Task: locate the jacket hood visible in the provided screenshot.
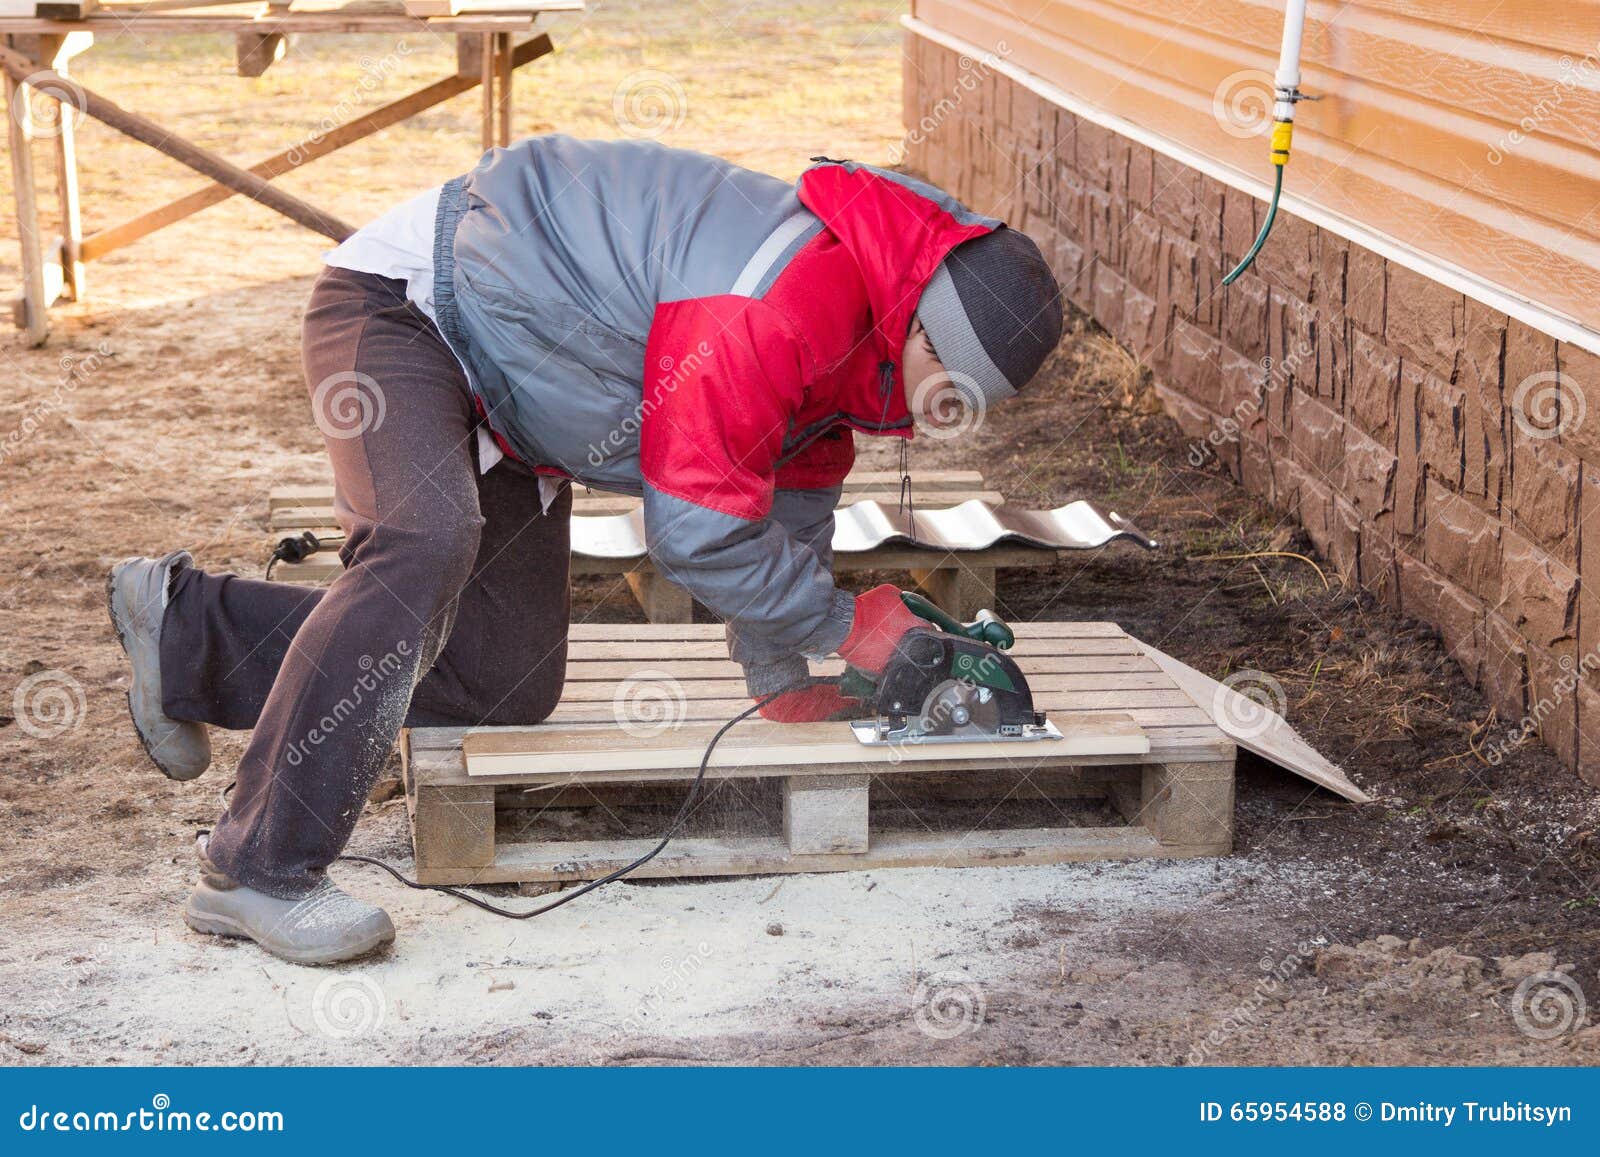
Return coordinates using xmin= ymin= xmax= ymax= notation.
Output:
xmin=797 ymin=161 xmax=999 ymax=434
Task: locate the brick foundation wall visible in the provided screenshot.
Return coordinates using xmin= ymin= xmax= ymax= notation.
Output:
xmin=904 ymin=31 xmax=1600 ymax=785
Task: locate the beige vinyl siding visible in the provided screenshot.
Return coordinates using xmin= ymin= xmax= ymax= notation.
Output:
xmin=913 ymin=0 xmax=1600 ymax=331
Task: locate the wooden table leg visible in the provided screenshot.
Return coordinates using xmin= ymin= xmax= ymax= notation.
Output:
xmin=624 ymin=569 xmax=694 ymax=624
xmin=908 ymin=563 xmax=996 ymax=619
xmin=45 ymin=39 xmax=83 ymax=302
xmin=4 ymin=55 xmax=48 ymax=345
xmin=494 ymin=31 xmax=513 ymax=147
xmin=479 ymin=31 xmax=494 ymax=153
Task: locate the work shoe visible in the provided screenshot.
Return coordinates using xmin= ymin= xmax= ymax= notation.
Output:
xmin=185 ymin=840 xmax=395 ymax=966
xmin=106 ymin=550 xmax=211 ymax=781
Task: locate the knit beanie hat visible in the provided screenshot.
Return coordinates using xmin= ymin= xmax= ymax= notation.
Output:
xmin=914 ymin=227 xmax=1064 ymax=408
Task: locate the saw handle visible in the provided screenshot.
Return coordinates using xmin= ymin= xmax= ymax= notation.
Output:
xmin=898 ymin=591 xmax=1015 ymax=650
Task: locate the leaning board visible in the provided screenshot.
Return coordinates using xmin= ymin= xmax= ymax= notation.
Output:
xmin=400 ymin=621 xmax=1237 ymax=884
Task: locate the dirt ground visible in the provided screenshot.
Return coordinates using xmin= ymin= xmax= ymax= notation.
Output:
xmin=2 ymin=2 xmax=1598 ymax=1066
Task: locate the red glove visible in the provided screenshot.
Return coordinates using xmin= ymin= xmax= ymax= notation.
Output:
xmin=837 ymin=584 xmax=924 ymax=676
xmin=758 ymin=684 xmax=862 ymax=723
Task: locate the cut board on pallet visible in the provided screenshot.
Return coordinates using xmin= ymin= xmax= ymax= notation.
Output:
xmin=400 ymin=621 xmax=1237 ymax=884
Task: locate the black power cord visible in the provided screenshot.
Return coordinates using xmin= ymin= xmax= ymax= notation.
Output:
xmin=334 ymin=693 xmax=782 ymax=919
xmin=209 ymin=683 xmax=848 ymax=920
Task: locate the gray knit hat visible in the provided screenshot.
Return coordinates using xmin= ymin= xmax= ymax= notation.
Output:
xmin=915 ymin=228 xmax=1064 ymax=408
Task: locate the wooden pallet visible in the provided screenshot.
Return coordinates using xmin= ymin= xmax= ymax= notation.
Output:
xmin=265 ymin=470 xmax=1057 ymax=620
xmin=399 ymin=622 xmax=1236 ymax=885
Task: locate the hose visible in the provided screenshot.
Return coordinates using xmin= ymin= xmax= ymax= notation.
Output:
xmin=1219 ymin=0 xmax=1309 ymax=286
xmin=1222 ymin=165 xmax=1283 ymax=286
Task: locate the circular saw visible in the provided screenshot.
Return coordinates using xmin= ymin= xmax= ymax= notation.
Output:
xmin=846 ymin=592 xmax=1062 ymax=747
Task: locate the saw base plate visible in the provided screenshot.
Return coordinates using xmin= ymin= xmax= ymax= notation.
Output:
xmin=850 ymin=717 xmax=1065 ymax=747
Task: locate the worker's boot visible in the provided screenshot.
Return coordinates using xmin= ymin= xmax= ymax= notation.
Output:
xmin=106 ymin=550 xmax=211 ymax=781
xmin=184 ymin=839 xmax=395 ymax=966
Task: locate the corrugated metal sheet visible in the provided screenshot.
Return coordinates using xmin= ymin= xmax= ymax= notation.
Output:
xmin=911 ymin=0 xmax=1600 ymax=331
xmin=571 ymin=498 xmax=1156 ymax=560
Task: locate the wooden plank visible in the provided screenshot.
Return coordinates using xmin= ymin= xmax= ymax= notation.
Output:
xmin=556 ymin=671 xmax=1178 ymax=701
xmin=266 ymin=544 xmax=1060 ymax=586
xmin=571 ymin=544 xmax=1060 ymax=575
xmin=909 ymin=3 xmax=1600 ymax=332
xmin=0 ymin=12 xmax=548 ymax=32
xmin=407 ymin=728 xmax=1232 ymax=792
xmin=558 ymin=683 xmax=1193 ymax=710
xmin=477 ymin=30 xmax=491 ymax=152
xmin=412 ymin=824 xmax=1201 ymax=885
xmin=539 ymin=636 xmax=1146 ymax=661
xmin=839 ymin=469 xmax=982 ymax=492
xmin=268 ymin=484 xmax=331 ymax=510
xmin=33 ymin=1 xmax=96 ymax=17
xmin=463 ymin=713 xmax=1150 ymax=778
xmin=4 ymin=60 xmax=48 ymax=344
xmin=408 ymin=720 xmax=1230 ymax=761
xmin=411 ymin=782 xmax=496 ymax=870
xmin=557 ymin=655 xmax=1163 ymax=681
xmin=1115 ymin=761 xmax=1235 ymax=852
xmin=38 ymin=32 xmax=82 ymax=300
xmin=1133 ymin=641 xmax=1371 ymax=804
xmin=538 ymin=700 xmax=1214 ymax=731
xmin=563 ymin=620 xmax=1129 ymax=642
xmin=493 ymin=28 xmax=511 ymax=147
xmin=403 ymin=0 xmax=557 ymax=14
xmin=269 ymin=509 xmax=339 ymax=530
xmin=269 ymin=472 xmax=992 ymax=510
